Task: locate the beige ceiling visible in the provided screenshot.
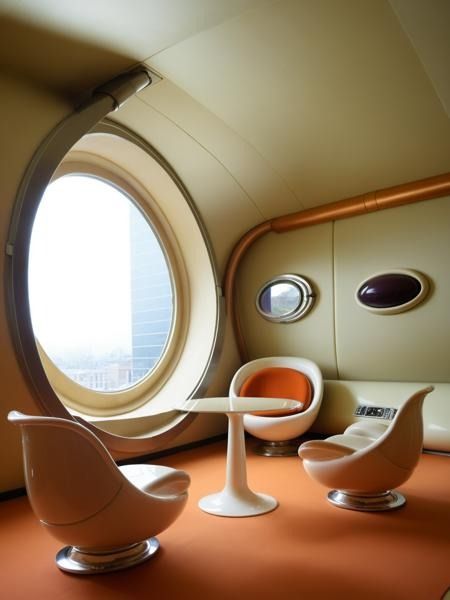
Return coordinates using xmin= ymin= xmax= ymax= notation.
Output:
xmin=0 ymin=0 xmax=266 ymax=59
xmin=0 ymin=0 xmax=267 ymax=96
xmin=389 ymin=0 xmax=450 ymax=118
xmin=1 ymin=0 xmax=449 ymax=218
xmin=146 ymin=0 xmax=450 ymax=208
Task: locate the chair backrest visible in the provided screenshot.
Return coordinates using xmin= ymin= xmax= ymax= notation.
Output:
xmin=8 ymin=411 xmax=123 ymax=526
xmin=230 ymin=356 xmax=323 ymax=416
xmin=369 ymin=386 xmax=433 ymax=470
xmin=239 ymin=367 xmax=312 ymax=415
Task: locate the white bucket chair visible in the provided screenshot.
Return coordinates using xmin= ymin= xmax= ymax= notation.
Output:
xmin=298 ymin=386 xmax=433 ymax=511
xmin=8 ymin=411 xmax=190 ymax=574
xmin=229 ymin=356 xmax=323 ymax=456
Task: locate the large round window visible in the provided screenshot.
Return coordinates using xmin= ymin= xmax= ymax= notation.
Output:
xmin=25 ymin=155 xmax=190 ymax=418
xmin=11 ymin=125 xmax=221 ymax=429
xmin=29 ymin=174 xmax=173 ymax=394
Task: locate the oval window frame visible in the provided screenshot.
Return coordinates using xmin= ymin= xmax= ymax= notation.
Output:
xmin=31 ymin=158 xmax=187 ymax=417
xmin=255 ymin=274 xmax=315 ymax=323
xmin=355 ymin=268 xmax=429 ymax=315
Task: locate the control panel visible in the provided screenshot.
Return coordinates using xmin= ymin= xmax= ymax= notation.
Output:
xmin=354 ymin=405 xmax=397 ymax=420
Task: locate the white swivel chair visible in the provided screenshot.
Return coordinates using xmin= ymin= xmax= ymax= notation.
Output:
xmin=229 ymin=356 xmax=323 ymax=456
xmin=8 ymin=411 xmax=190 ymax=574
xmin=298 ymin=386 xmax=433 ymax=511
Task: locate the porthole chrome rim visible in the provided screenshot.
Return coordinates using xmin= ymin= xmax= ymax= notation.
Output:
xmin=255 ymin=274 xmax=315 ymax=323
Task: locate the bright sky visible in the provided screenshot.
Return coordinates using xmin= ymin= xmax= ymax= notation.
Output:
xmin=28 ymin=175 xmax=133 ymax=360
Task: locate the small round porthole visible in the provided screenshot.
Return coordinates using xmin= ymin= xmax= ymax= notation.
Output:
xmin=256 ymin=274 xmax=315 ymax=323
xmin=355 ymin=269 xmax=429 ymax=315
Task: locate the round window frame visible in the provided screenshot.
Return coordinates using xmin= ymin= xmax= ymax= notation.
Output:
xmin=6 ymin=80 xmax=223 ymax=453
xmin=32 ymin=158 xmax=187 ymax=417
xmin=255 ymin=274 xmax=315 ymax=323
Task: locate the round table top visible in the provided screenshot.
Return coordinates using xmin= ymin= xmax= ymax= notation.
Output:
xmin=176 ymin=396 xmax=302 ymax=414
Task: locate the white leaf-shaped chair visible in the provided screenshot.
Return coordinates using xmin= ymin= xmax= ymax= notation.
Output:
xmin=8 ymin=411 xmax=190 ymax=574
xmin=229 ymin=356 xmax=323 ymax=456
xmin=298 ymin=386 xmax=433 ymax=511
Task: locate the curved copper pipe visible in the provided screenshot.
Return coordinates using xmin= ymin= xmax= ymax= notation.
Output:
xmin=271 ymin=173 xmax=450 ymax=232
xmin=224 ymin=172 xmax=450 ymax=362
xmin=223 ymin=221 xmax=272 ymax=360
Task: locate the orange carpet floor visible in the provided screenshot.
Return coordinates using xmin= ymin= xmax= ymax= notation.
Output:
xmin=1 ymin=438 xmax=449 ymax=600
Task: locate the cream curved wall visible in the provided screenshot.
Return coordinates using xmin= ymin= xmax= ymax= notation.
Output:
xmin=237 ymin=196 xmax=450 ymax=382
xmin=237 ymin=223 xmax=337 ymax=379
xmin=335 ymin=196 xmax=450 ymax=382
xmin=0 ymin=74 xmax=72 ymax=491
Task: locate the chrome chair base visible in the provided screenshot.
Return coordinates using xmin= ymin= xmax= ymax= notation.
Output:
xmin=254 ymin=439 xmax=300 ymax=457
xmin=56 ymin=538 xmax=160 ymax=574
xmin=327 ymin=489 xmax=406 ymax=512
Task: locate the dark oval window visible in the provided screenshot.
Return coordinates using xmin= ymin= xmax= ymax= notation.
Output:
xmin=356 ymin=270 xmax=428 ymax=314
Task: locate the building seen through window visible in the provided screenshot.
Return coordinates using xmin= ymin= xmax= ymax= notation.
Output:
xmin=129 ymin=207 xmax=173 ymax=384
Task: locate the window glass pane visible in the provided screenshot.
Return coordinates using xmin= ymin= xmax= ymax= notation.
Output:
xmin=259 ymin=282 xmax=302 ymax=317
xmin=28 ymin=174 xmax=173 ymax=392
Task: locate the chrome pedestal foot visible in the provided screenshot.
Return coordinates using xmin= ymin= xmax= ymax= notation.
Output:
xmin=56 ymin=538 xmax=160 ymax=574
xmin=327 ymin=489 xmax=406 ymax=512
xmin=254 ymin=439 xmax=300 ymax=457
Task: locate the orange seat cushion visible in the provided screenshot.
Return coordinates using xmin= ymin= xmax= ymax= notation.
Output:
xmin=239 ymin=367 xmax=312 ymax=417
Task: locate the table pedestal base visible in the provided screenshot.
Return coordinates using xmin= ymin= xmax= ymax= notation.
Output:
xmin=196 ymin=411 xmax=281 ymax=517
xmin=199 ymin=490 xmax=278 ymax=517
